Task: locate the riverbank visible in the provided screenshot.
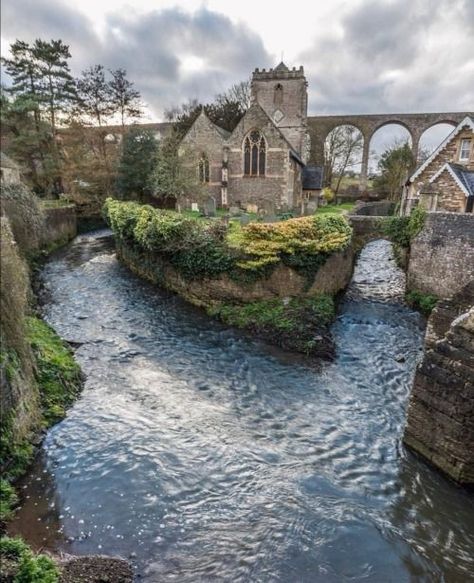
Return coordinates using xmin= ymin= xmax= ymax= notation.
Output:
xmin=8 ymin=233 xmax=473 ymax=581
xmin=106 ymin=199 xmax=354 ymax=357
xmin=0 ymin=184 xmax=132 ymax=581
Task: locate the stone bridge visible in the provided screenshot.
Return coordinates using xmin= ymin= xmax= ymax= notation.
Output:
xmin=307 ymin=112 xmax=473 ymax=191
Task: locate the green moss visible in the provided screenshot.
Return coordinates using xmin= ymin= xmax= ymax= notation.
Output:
xmin=25 ymin=317 xmax=82 ymax=427
xmin=406 ymin=290 xmax=438 ymax=316
xmin=0 ymin=536 xmax=59 ymax=582
xmin=210 ymin=295 xmax=335 ymax=355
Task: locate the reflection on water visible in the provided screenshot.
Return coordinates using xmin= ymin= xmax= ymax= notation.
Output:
xmin=10 ymin=233 xmax=474 ymax=582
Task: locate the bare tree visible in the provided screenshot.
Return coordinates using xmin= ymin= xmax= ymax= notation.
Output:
xmin=324 ymin=125 xmax=363 ymax=193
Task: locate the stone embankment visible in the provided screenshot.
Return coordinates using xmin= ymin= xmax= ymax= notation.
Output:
xmin=407 ymin=212 xmax=474 ymax=299
xmin=117 ymin=241 xmax=354 ymax=308
xmin=404 ymin=281 xmax=474 ymax=485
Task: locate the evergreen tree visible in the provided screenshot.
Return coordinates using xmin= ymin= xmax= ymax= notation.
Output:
xmin=116 ymin=127 xmax=158 ymax=200
xmin=109 ymin=68 xmax=142 ymax=129
xmin=32 ymin=39 xmax=77 ymax=136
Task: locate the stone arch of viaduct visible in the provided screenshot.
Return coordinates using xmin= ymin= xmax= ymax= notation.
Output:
xmin=307 ymin=112 xmax=473 ymax=192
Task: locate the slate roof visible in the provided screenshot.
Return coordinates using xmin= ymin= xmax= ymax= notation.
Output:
xmin=430 ymin=162 xmax=474 ymax=197
xmin=449 ymin=164 xmax=474 ymax=196
xmin=302 ymin=165 xmax=324 ymax=190
xmin=274 ymin=61 xmax=290 ymax=73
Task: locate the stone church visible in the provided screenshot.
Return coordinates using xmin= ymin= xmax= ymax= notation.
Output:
xmin=179 ymin=62 xmax=323 ymax=212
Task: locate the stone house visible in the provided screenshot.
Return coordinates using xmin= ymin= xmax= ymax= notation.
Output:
xmin=402 ymin=116 xmax=474 ymax=214
xmin=179 ymin=62 xmax=323 ymax=213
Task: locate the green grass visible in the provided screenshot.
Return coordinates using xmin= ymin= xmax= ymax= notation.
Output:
xmin=315 ymin=202 xmax=355 ymax=215
xmin=0 ymin=536 xmax=59 ymax=582
xmin=210 ymin=295 xmax=335 ymax=355
xmin=26 ymin=317 xmax=82 ymax=427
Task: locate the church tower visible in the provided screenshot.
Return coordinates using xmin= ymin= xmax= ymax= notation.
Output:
xmin=250 ymin=62 xmax=308 ymax=157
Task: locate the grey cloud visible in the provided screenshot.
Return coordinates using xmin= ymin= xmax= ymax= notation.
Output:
xmin=300 ymin=0 xmax=474 ymax=115
xmin=1 ymin=0 xmax=272 ymax=118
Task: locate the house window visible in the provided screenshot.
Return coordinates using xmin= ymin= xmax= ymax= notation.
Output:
xmin=459 ymin=138 xmax=471 ymax=161
xmin=274 ymin=83 xmax=283 ymax=105
xmin=198 ymin=154 xmax=210 ymax=183
xmin=243 ymin=130 xmax=266 ymax=176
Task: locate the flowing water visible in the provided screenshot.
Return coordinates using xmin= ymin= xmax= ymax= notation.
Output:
xmin=10 ymin=233 xmax=474 ymax=582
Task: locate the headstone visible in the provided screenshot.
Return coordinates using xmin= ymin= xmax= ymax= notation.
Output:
xmin=229 ymin=206 xmax=242 ymax=217
xmin=191 ymin=202 xmax=199 ymax=212
xmin=246 ymin=203 xmax=258 ymax=214
xmin=204 ymin=196 xmax=216 ymax=217
xmin=306 ymin=200 xmax=318 ymax=214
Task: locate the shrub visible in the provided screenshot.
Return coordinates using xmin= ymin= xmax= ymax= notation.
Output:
xmin=104 ymin=199 xmax=353 ymax=282
xmin=0 ymin=536 xmax=59 ymax=582
xmin=383 ymin=207 xmax=426 ymax=248
xmin=322 ymin=187 xmax=335 ymax=202
xmin=236 ymin=214 xmax=352 ymax=272
xmin=406 ymin=290 xmax=438 ymax=316
xmin=0 ymin=479 xmax=18 ymax=522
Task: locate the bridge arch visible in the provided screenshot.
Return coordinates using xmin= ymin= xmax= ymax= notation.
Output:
xmin=418 ymin=122 xmax=457 ymax=160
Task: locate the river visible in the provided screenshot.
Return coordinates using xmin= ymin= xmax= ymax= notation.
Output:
xmin=10 ymin=232 xmax=474 ymax=582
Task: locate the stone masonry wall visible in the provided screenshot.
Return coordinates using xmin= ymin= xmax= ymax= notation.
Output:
xmin=428 ymin=169 xmax=467 ymax=213
xmin=116 ymin=241 xmax=355 ymax=308
xmin=403 ymin=282 xmax=474 ymax=484
xmin=42 ymin=205 xmax=77 ymax=248
xmin=407 ymin=212 xmax=474 ymax=299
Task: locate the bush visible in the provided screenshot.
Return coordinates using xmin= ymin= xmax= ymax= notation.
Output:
xmin=104 ymin=199 xmax=353 ymax=282
xmin=0 ymin=536 xmax=59 ymax=582
xmin=406 ymin=290 xmax=438 ymax=316
xmin=383 ymin=207 xmax=426 ymax=248
xmin=0 ymin=479 xmax=19 ymax=522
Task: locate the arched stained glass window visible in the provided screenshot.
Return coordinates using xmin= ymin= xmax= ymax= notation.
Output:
xmin=198 ymin=154 xmax=210 ymax=183
xmin=243 ymin=131 xmax=266 ymax=176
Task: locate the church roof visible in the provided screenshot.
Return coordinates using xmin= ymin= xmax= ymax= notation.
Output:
xmin=302 ymin=165 xmax=324 ymax=190
xmin=430 ymin=162 xmax=474 ymax=197
xmin=274 ymin=61 xmax=289 ymax=73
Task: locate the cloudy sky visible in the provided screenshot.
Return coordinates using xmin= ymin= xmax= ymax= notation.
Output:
xmin=2 ymin=0 xmax=473 ymax=154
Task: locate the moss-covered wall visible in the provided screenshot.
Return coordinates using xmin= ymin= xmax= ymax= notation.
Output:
xmin=117 ymin=240 xmax=354 ymax=308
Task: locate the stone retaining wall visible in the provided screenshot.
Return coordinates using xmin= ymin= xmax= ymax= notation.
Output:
xmin=403 ymin=282 xmax=474 ymax=484
xmin=407 ymin=212 xmax=474 ymax=299
xmin=116 ymin=241 xmax=355 ymax=308
xmin=42 ymin=205 xmax=77 ymax=248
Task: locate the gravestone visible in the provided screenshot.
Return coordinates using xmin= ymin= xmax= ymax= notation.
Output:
xmin=229 ymin=206 xmax=242 ymax=217
xmin=191 ymin=202 xmax=199 ymax=212
xmin=204 ymin=196 xmax=216 ymax=217
xmin=246 ymin=203 xmax=258 ymax=214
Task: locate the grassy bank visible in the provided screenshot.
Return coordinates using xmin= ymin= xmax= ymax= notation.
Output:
xmin=0 ymin=317 xmax=82 ymax=526
xmin=210 ymin=295 xmax=336 ymax=357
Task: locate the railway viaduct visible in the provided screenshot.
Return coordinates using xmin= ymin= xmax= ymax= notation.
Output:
xmin=307 ymin=112 xmax=473 ymax=191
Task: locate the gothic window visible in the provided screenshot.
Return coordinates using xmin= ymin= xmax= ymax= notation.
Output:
xmin=243 ymin=130 xmax=266 ymax=176
xmin=274 ymin=83 xmax=283 ymax=105
xmin=198 ymin=154 xmax=210 ymax=183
